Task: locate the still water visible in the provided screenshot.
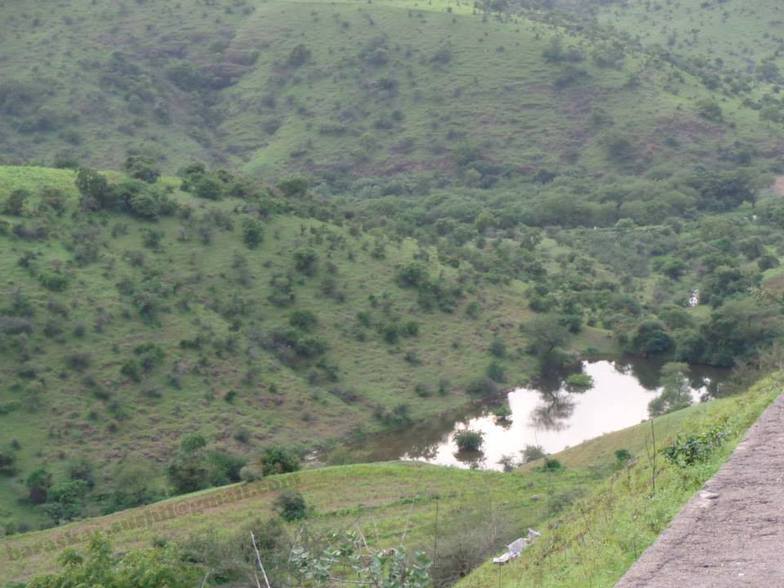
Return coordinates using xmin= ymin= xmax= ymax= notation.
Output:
xmin=363 ymin=359 xmax=727 ymax=471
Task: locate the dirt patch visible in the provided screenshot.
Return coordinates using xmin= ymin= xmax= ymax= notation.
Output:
xmin=773 ymin=176 xmax=784 ymax=196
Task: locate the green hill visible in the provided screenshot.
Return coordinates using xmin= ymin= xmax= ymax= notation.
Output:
xmin=0 ymin=164 xmax=552 ymax=531
xmin=3 ymin=1 xmax=784 ymax=585
xmin=2 ymin=0 xmax=781 ymax=182
xmin=0 ymin=374 xmax=777 ymax=586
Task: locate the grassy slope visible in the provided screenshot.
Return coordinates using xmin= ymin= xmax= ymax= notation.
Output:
xmin=596 ymin=0 xmax=784 ymax=77
xmin=0 ymin=375 xmax=778 ymax=584
xmin=458 ymin=373 xmax=782 ymax=588
xmin=1 ymin=0 xmax=779 ymax=177
xmin=0 ymin=164 xmax=563 ymax=529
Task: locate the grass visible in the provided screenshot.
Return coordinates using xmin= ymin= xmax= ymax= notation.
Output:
xmin=0 ymin=164 xmax=550 ymax=530
xmin=0 ymin=374 xmax=778 ymax=585
xmin=0 ymin=0 xmax=779 ymax=182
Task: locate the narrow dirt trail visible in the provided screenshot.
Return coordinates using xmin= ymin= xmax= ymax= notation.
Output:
xmin=617 ymin=394 xmax=784 ymax=587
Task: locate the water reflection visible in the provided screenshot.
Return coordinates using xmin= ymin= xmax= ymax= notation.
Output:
xmin=362 ymin=358 xmax=728 ymax=471
xmin=529 ymin=391 xmax=575 ymax=432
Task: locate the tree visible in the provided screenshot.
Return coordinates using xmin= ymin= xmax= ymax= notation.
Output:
xmin=261 ymin=446 xmax=301 ymax=476
xmin=26 ymin=468 xmax=53 ymax=504
xmin=701 ymin=299 xmax=782 ymax=366
xmin=43 ymin=479 xmax=89 ymax=524
xmin=124 ymin=154 xmax=160 ymax=183
xmin=167 ymin=434 xmax=210 ymax=494
xmin=629 ymin=320 xmax=673 ymax=356
xmin=75 ymin=168 xmax=115 ymax=210
xmin=106 ymin=460 xmax=161 ymax=513
xmin=242 ymin=217 xmax=264 ymax=248
xmin=525 ymin=315 xmax=568 ymax=357
xmin=192 ymin=174 xmax=223 ymax=200
xmin=649 ymin=362 xmax=692 ymax=417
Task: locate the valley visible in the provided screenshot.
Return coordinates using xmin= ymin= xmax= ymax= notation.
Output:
xmin=1 ymin=0 xmax=784 ymax=586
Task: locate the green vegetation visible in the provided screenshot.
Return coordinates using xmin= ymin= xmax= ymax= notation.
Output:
xmin=2 ymin=0 xmax=784 ymax=584
xmin=1 ymin=376 xmax=777 ymax=586
xmin=0 ymin=165 xmax=542 ymax=533
xmin=458 ymin=374 xmax=781 ymax=587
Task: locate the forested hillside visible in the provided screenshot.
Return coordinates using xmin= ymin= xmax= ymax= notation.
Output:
xmin=2 ymin=0 xmax=784 ymax=586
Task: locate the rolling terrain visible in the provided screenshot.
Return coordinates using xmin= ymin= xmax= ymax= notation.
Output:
xmin=2 ymin=0 xmax=784 ymax=586
xmin=0 ymin=373 xmax=778 ymax=586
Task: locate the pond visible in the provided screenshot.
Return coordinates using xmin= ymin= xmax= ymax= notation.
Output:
xmin=360 ymin=358 xmax=728 ymax=471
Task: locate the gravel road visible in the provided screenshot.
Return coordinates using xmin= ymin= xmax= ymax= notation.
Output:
xmin=617 ymin=394 xmax=784 ymax=587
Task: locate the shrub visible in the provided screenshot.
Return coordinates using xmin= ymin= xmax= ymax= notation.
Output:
xmin=277 ymin=177 xmax=308 ymax=197
xmin=242 ymin=217 xmax=264 ymax=248
xmin=261 ymin=446 xmax=301 ymax=476
xmin=485 ymin=361 xmax=506 ymax=383
xmin=275 ymin=490 xmax=306 ymax=521
xmin=489 ymin=338 xmax=506 ymax=358
xmin=3 ymin=189 xmax=29 ymax=216
xmin=26 ymin=468 xmax=53 ymax=504
xmin=43 ymin=479 xmax=89 ymax=523
xmin=522 ymin=445 xmax=545 ymax=463
xmin=541 ymin=458 xmax=563 ymax=472
xmin=466 ymin=377 xmax=499 ymax=397
xmin=0 ymin=450 xmax=16 ymax=475
xmin=124 ymin=154 xmax=160 ymax=183
xmin=614 ymin=448 xmax=633 ymax=467
xmin=289 ymin=309 xmax=318 ymax=331
xmin=286 ymin=45 xmax=311 ymax=68
xmin=293 ymin=249 xmax=318 ymax=275
xmin=65 ymin=352 xmax=92 ymax=372
xmin=663 ymin=422 xmax=729 ymax=467
xmin=454 ymin=429 xmax=484 ymax=452
xmin=75 ymin=168 xmax=115 ymax=210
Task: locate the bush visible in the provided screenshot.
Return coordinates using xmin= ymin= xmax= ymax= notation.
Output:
xmin=0 ymin=450 xmax=16 ymax=475
xmin=26 ymin=468 xmax=53 ymax=504
xmin=286 ymin=45 xmax=311 ymax=68
xmin=242 ymin=217 xmax=264 ymax=248
xmin=489 ymin=338 xmax=506 ymax=358
xmin=289 ymin=309 xmax=318 ymax=331
xmin=614 ymin=448 xmax=633 ymax=467
xmin=275 ymin=490 xmax=307 ymax=521
xmin=3 ymin=189 xmax=29 ymax=216
xmin=261 ymin=446 xmax=301 ymax=476
xmin=124 ymin=154 xmax=160 ymax=183
xmin=293 ymin=249 xmax=318 ymax=275
xmin=75 ymin=168 xmax=115 ymax=210
xmin=663 ymin=422 xmax=729 ymax=467
xmin=522 ymin=445 xmax=545 ymax=463
xmin=277 ymin=177 xmax=308 ymax=198
xmin=485 ymin=361 xmax=506 ymax=383
xmin=65 ymin=352 xmax=92 ymax=372
xmin=454 ymin=429 xmax=484 ymax=452
xmin=43 ymin=479 xmax=89 ymax=523
xmin=466 ymin=377 xmax=499 ymax=397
